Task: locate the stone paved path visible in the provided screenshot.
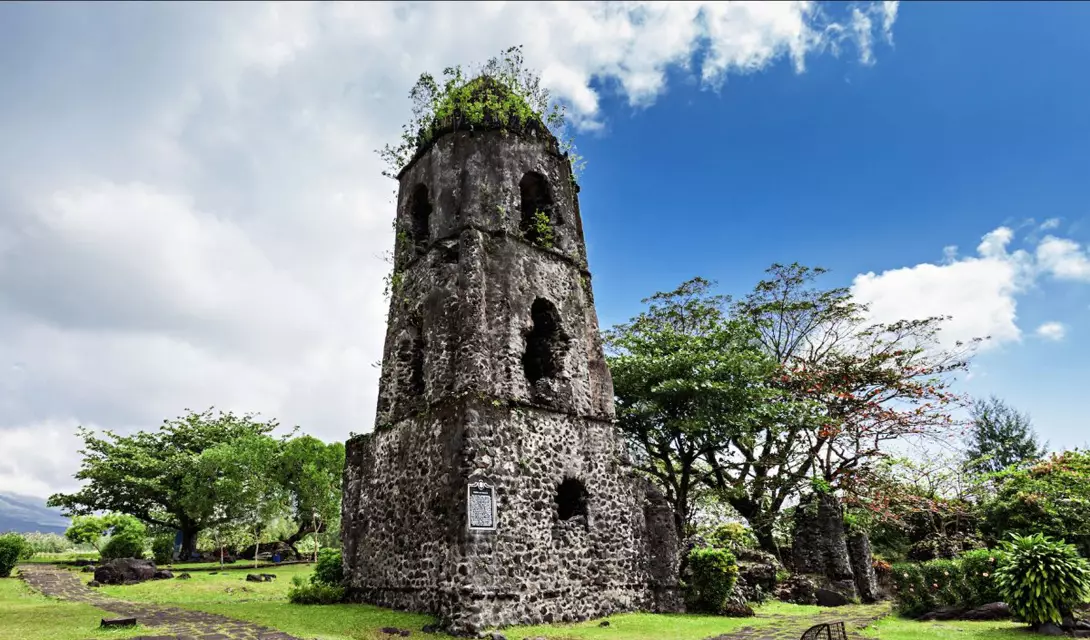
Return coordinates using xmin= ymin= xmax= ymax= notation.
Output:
xmin=18 ymin=564 xmax=303 ymax=640
xmin=704 ymin=604 xmax=891 ymax=640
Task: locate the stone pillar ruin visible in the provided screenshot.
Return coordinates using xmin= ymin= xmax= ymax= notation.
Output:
xmin=340 ymin=77 xmax=681 ymax=635
xmin=791 ymin=492 xmax=858 ymax=599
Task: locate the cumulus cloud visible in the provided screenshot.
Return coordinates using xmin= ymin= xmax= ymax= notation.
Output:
xmin=852 ymin=225 xmax=1087 ymax=352
xmin=1035 ymin=322 xmax=1066 ymax=341
xmin=0 ymin=1 xmax=897 ymax=498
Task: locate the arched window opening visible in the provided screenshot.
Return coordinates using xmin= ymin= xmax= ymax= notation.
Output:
xmin=522 ymin=298 xmax=567 ymax=384
xmin=519 ymin=172 xmax=554 ymax=245
xmin=556 ymin=477 xmax=588 ymax=521
xmin=409 ymin=184 xmax=432 ymax=254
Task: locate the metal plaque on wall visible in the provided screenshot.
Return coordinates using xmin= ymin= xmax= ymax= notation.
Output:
xmin=467 ymin=481 xmax=497 ymax=531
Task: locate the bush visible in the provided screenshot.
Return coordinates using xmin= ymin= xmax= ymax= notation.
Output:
xmin=312 ymin=548 xmax=343 ymax=586
xmin=151 ymin=535 xmax=175 ymax=565
xmin=686 ymin=547 xmax=739 ymax=614
xmin=99 ymin=515 xmax=147 ymax=561
xmin=706 ymin=523 xmax=757 ymax=553
xmin=0 ymin=533 xmax=30 ymax=577
xmin=100 ymin=535 xmax=144 ymax=561
xmin=995 ymin=533 xmax=1090 ymax=626
xmin=891 ymin=562 xmax=933 ymax=617
xmin=959 ymin=548 xmax=1003 ymax=605
xmin=907 ymin=533 xmax=985 ymax=562
xmin=288 ymin=574 xmax=346 ymax=604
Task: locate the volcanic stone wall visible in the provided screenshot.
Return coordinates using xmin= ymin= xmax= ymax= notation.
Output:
xmin=342 ymin=118 xmax=680 ymax=634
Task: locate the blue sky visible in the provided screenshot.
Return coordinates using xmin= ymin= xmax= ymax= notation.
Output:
xmin=580 ymin=2 xmax=1090 ymax=451
xmin=1 ymin=1 xmax=1087 ymax=497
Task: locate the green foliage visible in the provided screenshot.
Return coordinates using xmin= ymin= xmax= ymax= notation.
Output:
xmin=19 ymin=532 xmax=74 ymax=555
xmin=151 ymin=534 xmax=174 ymax=564
xmin=274 ymin=437 xmax=345 ymax=552
xmin=378 ymin=45 xmax=581 ymax=181
xmin=685 ymin=547 xmax=740 ymax=614
xmin=65 ymin=515 xmax=110 ymax=551
xmin=907 ymin=533 xmax=985 ymax=562
xmin=978 ymin=449 xmax=1090 ymax=557
xmin=891 ymin=562 xmax=932 ymax=617
xmin=963 ymin=395 xmax=1045 ymax=474
xmin=959 ymin=549 xmax=1003 ymax=606
xmin=604 ymin=276 xmax=817 ymax=539
xmin=892 ymin=552 xmax=1007 ymax=616
xmin=994 ymin=533 xmax=1090 ymax=626
xmin=287 ymin=574 xmax=346 ymax=605
xmin=312 ymin=548 xmax=343 ymax=587
xmin=48 ymin=408 xmax=281 ymax=557
xmin=528 ymin=210 xmax=554 ymax=248
xmin=98 ymin=514 xmax=147 ymax=561
xmin=706 ymin=523 xmax=757 ymax=553
xmin=0 ymin=533 xmax=30 ymax=577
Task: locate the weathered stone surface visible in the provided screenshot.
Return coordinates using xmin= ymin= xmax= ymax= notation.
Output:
xmin=919 ymin=602 xmax=1010 ymax=621
xmin=774 ymin=574 xmax=818 ymax=605
xmin=153 ymin=570 xmax=173 ymax=580
xmin=814 ymin=588 xmax=850 ymax=607
xmin=1039 ymin=622 xmax=1065 ymax=636
xmin=791 ymin=492 xmax=858 ymax=600
xmin=94 ymin=558 xmax=157 ymax=585
xmin=846 ymin=530 xmax=879 ymax=603
xmin=342 ymin=105 xmax=679 ymax=635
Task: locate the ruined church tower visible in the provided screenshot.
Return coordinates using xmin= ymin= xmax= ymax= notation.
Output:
xmin=341 ymin=78 xmax=680 ymax=634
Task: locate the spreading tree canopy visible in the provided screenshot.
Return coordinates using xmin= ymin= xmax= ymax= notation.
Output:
xmin=47 ymin=408 xmax=280 ymax=558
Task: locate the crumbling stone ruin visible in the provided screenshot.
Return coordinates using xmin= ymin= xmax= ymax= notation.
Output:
xmin=791 ymin=491 xmax=879 ymax=604
xmin=341 ymin=77 xmax=681 ymax=635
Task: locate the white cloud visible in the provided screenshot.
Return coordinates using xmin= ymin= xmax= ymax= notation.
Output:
xmin=0 ymin=1 xmax=897 ymax=498
xmin=1036 ymin=235 xmax=1090 ymax=281
xmin=852 ymin=225 xmax=1089 ymax=353
xmin=1036 ymin=321 xmax=1067 ymax=341
xmin=1041 ymin=217 xmax=1061 ymax=230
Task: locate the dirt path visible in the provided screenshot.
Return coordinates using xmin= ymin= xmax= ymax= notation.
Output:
xmin=18 ymin=564 xmax=302 ymax=640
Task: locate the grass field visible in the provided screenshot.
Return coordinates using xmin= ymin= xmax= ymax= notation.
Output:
xmin=1 ymin=564 xmax=1039 ymax=640
xmin=0 ymin=573 xmax=147 ymax=640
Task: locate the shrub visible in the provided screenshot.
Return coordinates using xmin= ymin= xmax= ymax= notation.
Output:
xmin=100 ymin=535 xmax=144 ymax=561
xmin=891 ymin=562 xmax=934 ymax=617
xmin=707 ymin=523 xmax=757 ymax=553
xmin=959 ymin=548 xmax=1003 ymax=605
xmin=994 ymin=533 xmax=1090 ymax=626
xmin=686 ymin=547 xmax=739 ymax=614
xmin=288 ymin=574 xmax=346 ymax=604
xmin=151 ymin=535 xmax=175 ymax=565
xmin=312 ymin=548 xmax=343 ymax=587
xmin=0 ymin=533 xmax=30 ymax=577
xmin=920 ymin=558 xmax=962 ymax=607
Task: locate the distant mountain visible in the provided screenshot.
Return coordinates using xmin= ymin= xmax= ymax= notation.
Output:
xmin=0 ymin=492 xmax=69 ymax=534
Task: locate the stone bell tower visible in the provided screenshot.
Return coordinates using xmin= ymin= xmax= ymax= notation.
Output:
xmin=341 ymin=77 xmax=680 ymax=634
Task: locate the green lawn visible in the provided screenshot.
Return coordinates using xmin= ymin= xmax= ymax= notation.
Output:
xmin=861 ymin=616 xmax=1029 ymax=640
xmin=0 ymin=573 xmax=147 ymax=640
xmin=45 ymin=565 xmax=1036 ymax=640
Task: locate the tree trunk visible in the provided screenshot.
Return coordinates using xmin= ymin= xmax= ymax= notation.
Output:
xmin=180 ymin=528 xmax=199 ymax=561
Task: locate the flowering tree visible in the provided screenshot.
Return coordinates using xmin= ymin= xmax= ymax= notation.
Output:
xmin=707 ymin=263 xmax=983 ymax=550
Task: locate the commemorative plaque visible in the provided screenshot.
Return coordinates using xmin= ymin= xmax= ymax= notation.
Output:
xmin=467 ymin=481 xmax=496 ymax=531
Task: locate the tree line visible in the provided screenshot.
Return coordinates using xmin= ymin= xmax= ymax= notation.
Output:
xmin=47 ymin=408 xmax=344 ymax=561
xmin=605 ymin=262 xmax=1077 ymax=559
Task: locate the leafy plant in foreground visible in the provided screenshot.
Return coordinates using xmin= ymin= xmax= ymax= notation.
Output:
xmin=0 ymin=533 xmax=30 ymax=577
xmin=994 ymin=533 xmax=1090 ymax=626
xmin=686 ymin=547 xmax=739 ymax=614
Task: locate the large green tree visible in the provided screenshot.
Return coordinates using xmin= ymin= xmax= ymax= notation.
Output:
xmin=709 ymin=264 xmax=977 ymax=550
xmin=978 ymin=449 xmax=1090 ymax=557
xmin=47 ymin=408 xmax=279 ymax=559
xmin=604 ymin=277 xmax=818 ymax=536
xmin=275 ymin=436 xmax=345 ymax=558
xmin=964 ymin=395 xmax=1046 ymax=474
